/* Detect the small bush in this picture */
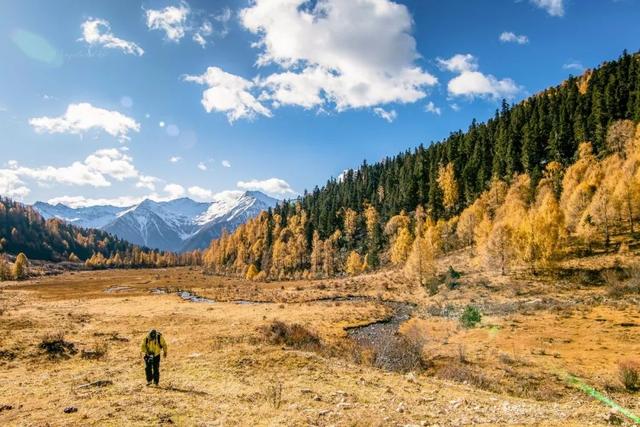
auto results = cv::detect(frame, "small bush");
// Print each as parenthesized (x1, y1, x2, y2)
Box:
(370, 334, 425, 373)
(605, 266, 640, 298)
(445, 266, 462, 290)
(619, 360, 640, 391)
(261, 320, 321, 350)
(39, 332, 77, 359)
(580, 270, 604, 286)
(460, 305, 482, 328)
(81, 343, 108, 360)
(426, 278, 439, 296)
(447, 266, 461, 279)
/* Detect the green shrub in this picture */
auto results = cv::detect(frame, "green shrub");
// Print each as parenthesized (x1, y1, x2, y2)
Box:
(460, 305, 482, 328)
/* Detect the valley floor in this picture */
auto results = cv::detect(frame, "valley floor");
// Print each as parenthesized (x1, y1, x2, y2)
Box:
(1, 252, 639, 426)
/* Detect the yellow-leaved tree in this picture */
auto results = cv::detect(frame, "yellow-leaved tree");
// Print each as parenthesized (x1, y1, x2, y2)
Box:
(13, 252, 29, 280)
(345, 250, 364, 276)
(437, 162, 459, 213)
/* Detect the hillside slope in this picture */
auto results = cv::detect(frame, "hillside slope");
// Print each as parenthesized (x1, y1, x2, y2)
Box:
(202, 50, 640, 280)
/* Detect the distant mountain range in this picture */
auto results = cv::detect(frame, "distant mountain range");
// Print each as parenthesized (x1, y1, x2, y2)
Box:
(33, 191, 278, 252)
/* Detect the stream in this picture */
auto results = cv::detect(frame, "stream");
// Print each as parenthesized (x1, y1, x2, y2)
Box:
(345, 301, 416, 348)
(150, 287, 418, 369)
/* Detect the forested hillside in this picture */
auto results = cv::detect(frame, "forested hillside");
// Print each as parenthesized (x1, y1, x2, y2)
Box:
(203, 50, 640, 280)
(0, 197, 200, 268)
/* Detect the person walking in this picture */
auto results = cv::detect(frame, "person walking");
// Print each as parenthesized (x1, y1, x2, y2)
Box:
(140, 329, 167, 386)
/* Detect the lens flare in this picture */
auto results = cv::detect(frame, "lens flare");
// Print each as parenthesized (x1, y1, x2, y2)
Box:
(566, 375, 640, 423)
(10, 29, 63, 66)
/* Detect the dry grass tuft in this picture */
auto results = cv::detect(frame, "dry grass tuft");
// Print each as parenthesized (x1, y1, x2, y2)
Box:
(81, 342, 108, 360)
(618, 360, 640, 391)
(265, 377, 283, 409)
(260, 320, 321, 350)
(436, 362, 492, 390)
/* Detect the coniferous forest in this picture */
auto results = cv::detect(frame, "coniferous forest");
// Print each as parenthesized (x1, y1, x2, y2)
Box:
(203, 50, 640, 280)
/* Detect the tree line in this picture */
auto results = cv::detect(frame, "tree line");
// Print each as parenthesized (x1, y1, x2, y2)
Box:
(203, 50, 640, 280)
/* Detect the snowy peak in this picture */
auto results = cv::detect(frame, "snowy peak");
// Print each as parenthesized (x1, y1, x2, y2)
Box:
(32, 191, 278, 252)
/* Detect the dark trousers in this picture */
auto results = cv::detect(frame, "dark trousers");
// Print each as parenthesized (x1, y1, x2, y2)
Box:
(144, 354, 161, 384)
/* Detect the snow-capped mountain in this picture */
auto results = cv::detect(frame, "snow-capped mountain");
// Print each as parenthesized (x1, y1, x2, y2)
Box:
(33, 191, 278, 252)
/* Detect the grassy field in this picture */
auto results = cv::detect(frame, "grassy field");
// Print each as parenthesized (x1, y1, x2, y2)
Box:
(1, 251, 639, 426)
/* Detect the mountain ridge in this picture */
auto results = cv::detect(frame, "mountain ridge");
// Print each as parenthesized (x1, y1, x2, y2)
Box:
(33, 191, 278, 252)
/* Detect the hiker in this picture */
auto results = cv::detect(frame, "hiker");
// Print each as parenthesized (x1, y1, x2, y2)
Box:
(141, 329, 168, 386)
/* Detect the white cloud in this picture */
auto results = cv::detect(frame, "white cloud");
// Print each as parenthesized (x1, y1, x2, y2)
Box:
(164, 183, 185, 198)
(437, 54, 478, 73)
(169, 156, 182, 163)
(193, 20, 213, 47)
(3, 149, 155, 190)
(221, 160, 231, 168)
(146, 2, 227, 46)
(146, 2, 190, 42)
(185, 0, 437, 122)
(187, 185, 214, 200)
(438, 54, 520, 100)
(237, 178, 296, 196)
(47, 185, 195, 208)
(373, 107, 397, 123)
(159, 121, 166, 128)
(136, 175, 158, 191)
(0, 170, 30, 199)
(448, 72, 520, 99)
(563, 61, 584, 72)
(47, 195, 147, 208)
(29, 103, 140, 141)
(530, 0, 564, 16)
(80, 18, 144, 56)
(197, 162, 207, 171)
(425, 101, 441, 115)
(214, 7, 232, 37)
(450, 103, 461, 112)
(83, 148, 138, 181)
(499, 31, 529, 44)
(184, 67, 272, 123)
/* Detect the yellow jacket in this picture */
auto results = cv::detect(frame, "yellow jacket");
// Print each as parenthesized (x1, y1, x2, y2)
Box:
(141, 333, 167, 356)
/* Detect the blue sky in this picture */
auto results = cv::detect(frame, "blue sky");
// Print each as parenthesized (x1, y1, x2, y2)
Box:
(0, 0, 638, 207)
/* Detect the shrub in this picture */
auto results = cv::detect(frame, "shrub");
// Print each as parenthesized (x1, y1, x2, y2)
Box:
(460, 305, 482, 328)
(605, 266, 640, 298)
(261, 320, 321, 350)
(426, 278, 439, 296)
(370, 334, 425, 373)
(39, 332, 77, 359)
(619, 360, 640, 391)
